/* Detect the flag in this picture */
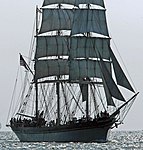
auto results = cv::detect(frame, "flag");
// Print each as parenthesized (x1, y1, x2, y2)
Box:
(20, 54, 28, 70)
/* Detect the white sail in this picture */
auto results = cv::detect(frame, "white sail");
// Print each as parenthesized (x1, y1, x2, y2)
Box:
(42, 0, 105, 8)
(70, 37, 110, 59)
(35, 36, 69, 58)
(35, 59, 69, 80)
(39, 9, 74, 34)
(69, 59, 111, 81)
(71, 9, 109, 36)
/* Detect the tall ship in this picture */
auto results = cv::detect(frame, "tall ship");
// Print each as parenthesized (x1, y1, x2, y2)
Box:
(7, 0, 138, 142)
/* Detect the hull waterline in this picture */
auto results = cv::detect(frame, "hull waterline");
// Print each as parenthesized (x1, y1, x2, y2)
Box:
(11, 124, 112, 142)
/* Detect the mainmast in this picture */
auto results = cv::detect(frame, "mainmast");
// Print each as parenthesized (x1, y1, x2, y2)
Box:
(85, 3, 90, 120)
(56, 3, 62, 125)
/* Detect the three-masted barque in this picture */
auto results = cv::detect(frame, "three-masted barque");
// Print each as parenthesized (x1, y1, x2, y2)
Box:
(7, 0, 138, 142)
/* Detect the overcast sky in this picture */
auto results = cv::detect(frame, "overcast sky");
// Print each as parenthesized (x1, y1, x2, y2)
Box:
(0, 0, 143, 131)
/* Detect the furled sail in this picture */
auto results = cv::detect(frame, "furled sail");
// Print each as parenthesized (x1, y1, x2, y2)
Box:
(39, 9, 74, 34)
(35, 36, 69, 58)
(42, 0, 105, 8)
(70, 37, 110, 59)
(71, 9, 109, 36)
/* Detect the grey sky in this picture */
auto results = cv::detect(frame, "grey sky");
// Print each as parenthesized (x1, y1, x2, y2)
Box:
(0, 0, 143, 131)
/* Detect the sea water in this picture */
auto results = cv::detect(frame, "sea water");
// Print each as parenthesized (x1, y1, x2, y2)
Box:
(0, 131, 143, 149)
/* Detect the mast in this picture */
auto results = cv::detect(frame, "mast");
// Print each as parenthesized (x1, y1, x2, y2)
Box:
(56, 80, 60, 125)
(86, 84, 89, 120)
(35, 5, 39, 120)
(85, 3, 90, 120)
(35, 83, 38, 119)
(56, 3, 61, 125)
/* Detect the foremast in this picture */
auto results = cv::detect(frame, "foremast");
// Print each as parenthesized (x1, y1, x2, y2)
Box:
(35, 6, 40, 121)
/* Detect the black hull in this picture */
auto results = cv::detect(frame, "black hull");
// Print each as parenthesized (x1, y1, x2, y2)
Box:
(11, 118, 115, 142)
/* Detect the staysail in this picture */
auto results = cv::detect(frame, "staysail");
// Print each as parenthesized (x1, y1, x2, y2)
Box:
(109, 49, 135, 92)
